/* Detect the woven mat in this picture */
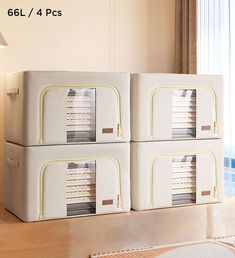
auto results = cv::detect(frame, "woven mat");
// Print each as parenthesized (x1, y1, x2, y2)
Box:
(91, 241, 235, 258)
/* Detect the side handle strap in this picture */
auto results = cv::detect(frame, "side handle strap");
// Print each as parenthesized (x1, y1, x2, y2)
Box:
(6, 157, 19, 168)
(6, 88, 19, 95)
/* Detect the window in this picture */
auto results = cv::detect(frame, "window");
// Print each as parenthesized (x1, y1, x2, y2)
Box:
(198, 0, 235, 195)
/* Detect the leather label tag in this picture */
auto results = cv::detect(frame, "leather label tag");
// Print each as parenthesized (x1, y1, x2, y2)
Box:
(201, 125, 211, 131)
(102, 199, 113, 205)
(201, 190, 211, 196)
(102, 128, 113, 134)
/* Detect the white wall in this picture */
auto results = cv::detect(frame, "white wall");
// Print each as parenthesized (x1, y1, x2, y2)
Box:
(0, 0, 175, 202)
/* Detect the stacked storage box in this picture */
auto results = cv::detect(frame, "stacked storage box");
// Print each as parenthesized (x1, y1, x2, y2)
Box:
(4, 71, 130, 222)
(130, 73, 224, 210)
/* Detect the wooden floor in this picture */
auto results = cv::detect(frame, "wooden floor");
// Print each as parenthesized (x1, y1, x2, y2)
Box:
(0, 199, 235, 258)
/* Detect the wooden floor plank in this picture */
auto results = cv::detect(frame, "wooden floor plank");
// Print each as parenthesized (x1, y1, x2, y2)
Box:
(0, 203, 208, 258)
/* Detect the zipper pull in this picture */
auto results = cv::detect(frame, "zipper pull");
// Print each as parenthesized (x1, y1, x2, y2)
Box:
(214, 121, 217, 134)
(214, 186, 217, 198)
(117, 123, 121, 137)
(117, 194, 121, 208)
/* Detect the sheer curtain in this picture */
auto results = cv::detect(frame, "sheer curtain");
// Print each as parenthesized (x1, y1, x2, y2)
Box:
(198, 0, 235, 195)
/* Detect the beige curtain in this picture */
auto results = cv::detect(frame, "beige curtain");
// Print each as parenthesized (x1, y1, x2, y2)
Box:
(175, 0, 197, 74)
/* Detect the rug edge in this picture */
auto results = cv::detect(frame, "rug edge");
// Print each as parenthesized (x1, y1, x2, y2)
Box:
(90, 239, 217, 257)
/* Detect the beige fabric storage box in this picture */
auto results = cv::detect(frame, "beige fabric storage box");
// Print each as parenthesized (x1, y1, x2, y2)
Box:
(4, 142, 130, 222)
(131, 139, 223, 211)
(131, 73, 223, 141)
(5, 71, 130, 146)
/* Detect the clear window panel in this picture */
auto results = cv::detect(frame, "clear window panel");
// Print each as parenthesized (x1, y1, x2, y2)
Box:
(172, 155, 196, 206)
(66, 161, 96, 216)
(172, 89, 196, 139)
(66, 88, 96, 143)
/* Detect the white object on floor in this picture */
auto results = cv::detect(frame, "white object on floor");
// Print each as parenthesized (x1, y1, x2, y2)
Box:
(158, 243, 235, 258)
(219, 237, 235, 247)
